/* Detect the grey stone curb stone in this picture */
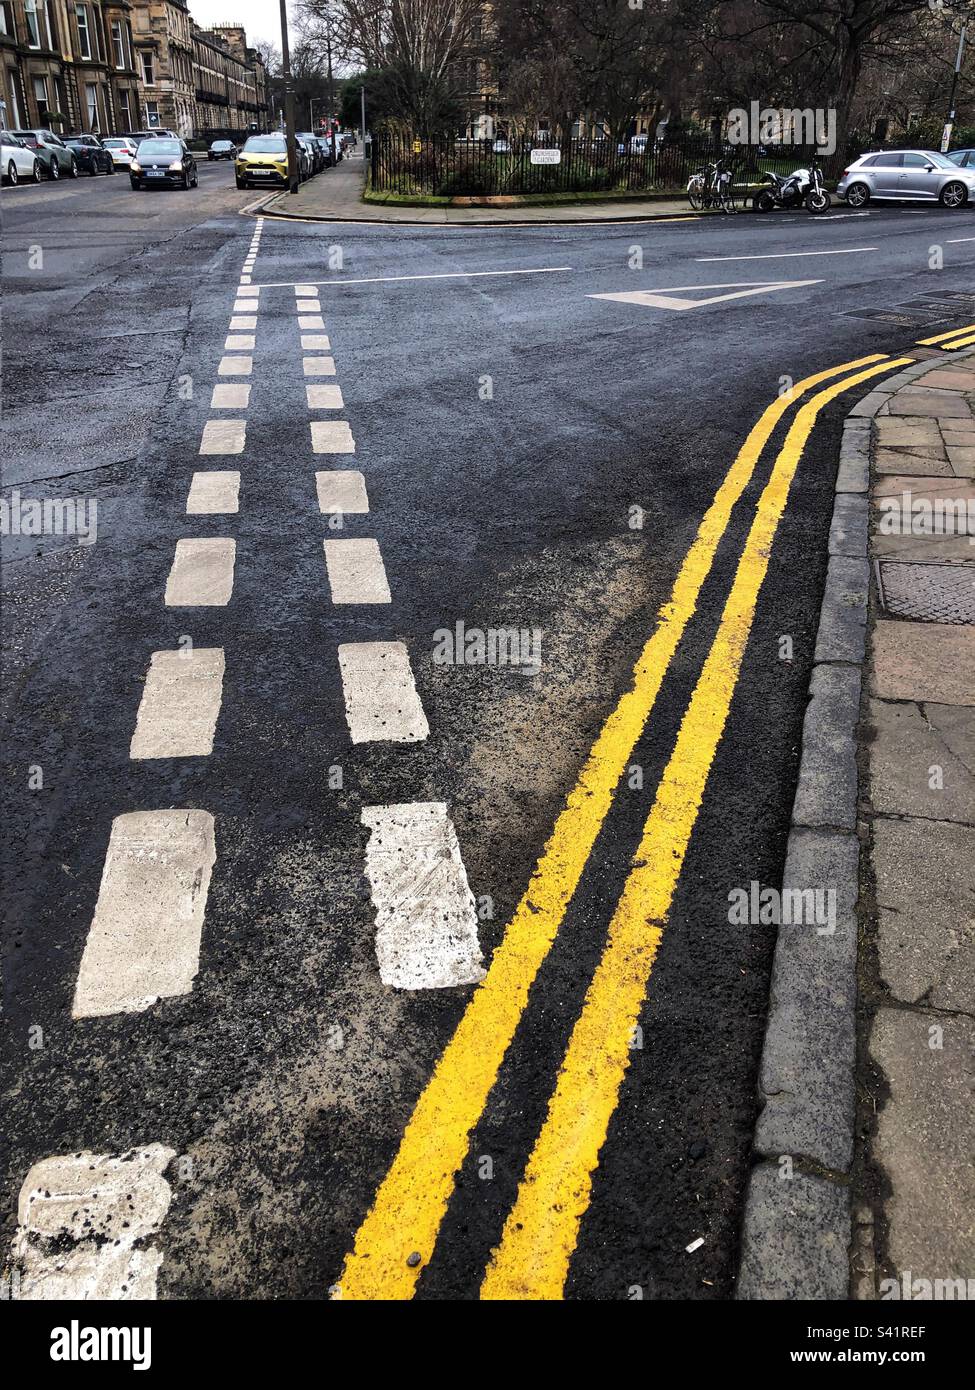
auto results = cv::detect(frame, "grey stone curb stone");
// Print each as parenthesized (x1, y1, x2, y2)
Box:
(736, 347, 975, 1300)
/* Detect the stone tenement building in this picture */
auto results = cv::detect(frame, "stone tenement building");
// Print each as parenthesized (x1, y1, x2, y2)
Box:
(0, 0, 268, 137)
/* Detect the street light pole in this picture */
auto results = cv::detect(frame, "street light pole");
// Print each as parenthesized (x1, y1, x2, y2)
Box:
(943, 17, 968, 152)
(360, 83, 366, 156)
(278, 0, 299, 193)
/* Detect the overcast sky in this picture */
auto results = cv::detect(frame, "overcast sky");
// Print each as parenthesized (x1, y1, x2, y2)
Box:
(191, 0, 290, 50)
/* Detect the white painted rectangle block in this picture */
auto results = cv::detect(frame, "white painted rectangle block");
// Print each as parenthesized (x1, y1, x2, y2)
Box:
(237, 285, 260, 298)
(310, 420, 356, 453)
(218, 355, 252, 376)
(186, 470, 240, 514)
(303, 355, 336, 376)
(324, 538, 391, 604)
(239, 276, 252, 285)
(315, 470, 368, 514)
(11, 1146, 176, 1300)
(295, 283, 318, 295)
(301, 334, 331, 350)
(210, 383, 250, 410)
(130, 648, 225, 759)
(200, 419, 245, 454)
(296, 298, 322, 313)
(306, 384, 344, 409)
(72, 810, 217, 1017)
(164, 538, 236, 606)
(298, 315, 326, 331)
(361, 803, 484, 989)
(337, 641, 429, 743)
(232, 299, 255, 314)
(224, 334, 255, 351)
(230, 314, 257, 331)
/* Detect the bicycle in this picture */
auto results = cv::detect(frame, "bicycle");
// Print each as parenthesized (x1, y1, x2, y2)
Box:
(687, 157, 739, 213)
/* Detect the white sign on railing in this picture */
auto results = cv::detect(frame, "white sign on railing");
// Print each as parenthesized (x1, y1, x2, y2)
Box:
(530, 148, 561, 165)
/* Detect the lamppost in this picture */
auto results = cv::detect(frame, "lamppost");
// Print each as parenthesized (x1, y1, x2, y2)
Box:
(943, 15, 968, 152)
(277, 0, 299, 193)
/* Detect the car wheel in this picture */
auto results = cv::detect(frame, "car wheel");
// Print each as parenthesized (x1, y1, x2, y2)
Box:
(130, 180, 140, 190)
(7, 161, 17, 186)
(192, 170, 198, 187)
(940, 180, 967, 209)
(48, 158, 60, 181)
(845, 181, 869, 208)
(32, 159, 42, 183)
(181, 172, 189, 189)
(68, 157, 79, 178)
(106, 159, 115, 174)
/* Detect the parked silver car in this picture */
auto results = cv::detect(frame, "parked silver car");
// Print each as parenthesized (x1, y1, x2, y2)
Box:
(837, 149, 975, 208)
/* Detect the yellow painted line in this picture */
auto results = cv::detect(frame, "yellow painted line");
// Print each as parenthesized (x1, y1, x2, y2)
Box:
(940, 331, 975, 351)
(915, 322, 975, 346)
(336, 350, 892, 1302)
(479, 354, 914, 1301)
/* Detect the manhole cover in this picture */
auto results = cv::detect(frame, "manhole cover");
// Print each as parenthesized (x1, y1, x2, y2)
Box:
(878, 561, 975, 623)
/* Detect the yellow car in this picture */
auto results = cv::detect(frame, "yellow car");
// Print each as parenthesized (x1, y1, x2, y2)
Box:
(235, 135, 290, 189)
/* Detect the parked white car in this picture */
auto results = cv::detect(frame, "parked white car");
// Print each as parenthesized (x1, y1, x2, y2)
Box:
(1, 133, 43, 185)
(102, 136, 139, 168)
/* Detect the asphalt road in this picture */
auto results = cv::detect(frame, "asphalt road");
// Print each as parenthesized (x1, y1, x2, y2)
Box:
(2, 172, 974, 1300)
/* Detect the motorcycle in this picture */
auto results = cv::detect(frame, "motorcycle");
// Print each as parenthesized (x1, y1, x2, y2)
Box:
(754, 160, 831, 214)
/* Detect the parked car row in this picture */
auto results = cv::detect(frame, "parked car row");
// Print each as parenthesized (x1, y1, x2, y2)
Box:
(233, 131, 342, 189)
(0, 128, 186, 184)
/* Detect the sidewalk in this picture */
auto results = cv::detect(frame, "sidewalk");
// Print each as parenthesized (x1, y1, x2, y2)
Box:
(739, 344, 975, 1299)
(261, 152, 700, 224)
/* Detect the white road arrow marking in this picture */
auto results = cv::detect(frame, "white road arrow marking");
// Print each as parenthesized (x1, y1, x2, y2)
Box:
(588, 280, 823, 311)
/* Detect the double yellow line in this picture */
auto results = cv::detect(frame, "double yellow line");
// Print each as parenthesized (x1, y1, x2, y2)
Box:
(336, 348, 911, 1302)
(916, 322, 975, 350)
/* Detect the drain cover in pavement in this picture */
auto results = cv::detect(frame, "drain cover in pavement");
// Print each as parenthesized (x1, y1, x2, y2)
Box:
(878, 561, 975, 624)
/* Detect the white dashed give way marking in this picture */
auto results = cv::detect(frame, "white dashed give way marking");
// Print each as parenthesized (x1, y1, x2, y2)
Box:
(361, 803, 484, 989)
(587, 280, 822, 311)
(200, 419, 245, 454)
(324, 538, 391, 604)
(187, 470, 240, 514)
(130, 648, 225, 759)
(316, 470, 368, 513)
(307, 384, 344, 409)
(10, 1146, 175, 1300)
(337, 641, 429, 743)
(73, 810, 216, 1017)
(311, 420, 356, 453)
(165, 538, 236, 606)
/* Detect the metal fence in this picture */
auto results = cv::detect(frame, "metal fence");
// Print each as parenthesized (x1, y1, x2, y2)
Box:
(369, 129, 854, 198)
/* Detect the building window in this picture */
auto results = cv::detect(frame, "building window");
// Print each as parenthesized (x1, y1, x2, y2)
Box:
(0, 3, 12, 36)
(7, 70, 24, 126)
(111, 18, 124, 67)
(119, 88, 130, 128)
(141, 52, 154, 86)
(146, 100, 159, 127)
(32, 74, 48, 119)
(75, 5, 91, 59)
(25, 0, 41, 47)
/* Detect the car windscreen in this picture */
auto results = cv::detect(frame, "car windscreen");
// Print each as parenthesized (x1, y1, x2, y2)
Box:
(924, 151, 961, 170)
(137, 141, 180, 156)
(212, 141, 232, 148)
(243, 138, 286, 153)
(103, 140, 127, 147)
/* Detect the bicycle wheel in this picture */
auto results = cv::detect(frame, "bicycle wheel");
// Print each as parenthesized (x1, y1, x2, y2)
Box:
(687, 174, 705, 211)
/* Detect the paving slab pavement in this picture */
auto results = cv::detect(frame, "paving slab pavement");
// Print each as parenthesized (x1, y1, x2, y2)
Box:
(739, 346, 975, 1299)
